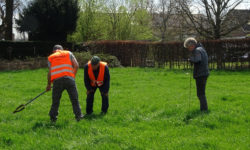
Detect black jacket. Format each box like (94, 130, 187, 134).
(84, 64, 110, 93)
(190, 44, 210, 79)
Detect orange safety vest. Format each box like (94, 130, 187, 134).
(48, 50, 75, 83)
(88, 61, 107, 87)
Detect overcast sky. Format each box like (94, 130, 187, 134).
(22, 0, 250, 9)
(236, 0, 250, 9)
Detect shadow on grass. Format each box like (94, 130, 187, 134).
(31, 114, 106, 130)
(221, 96, 236, 102)
(32, 121, 69, 131)
(183, 109, 210, 124)
(0, 136, 13, 146)
(84, 113, 106, 121)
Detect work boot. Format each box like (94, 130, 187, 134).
(100, 111, 107, 115)
(76, 115, 85, 122)
(50, 117, 57, 124)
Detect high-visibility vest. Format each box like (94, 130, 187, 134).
(88, 61, 107, 87)
(48, 50, 75, 83)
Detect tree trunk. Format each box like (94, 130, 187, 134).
(5, 0, 13, 40)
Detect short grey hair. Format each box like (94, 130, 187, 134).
(184, 37, 197, 48)
(53, 45, 63, 51)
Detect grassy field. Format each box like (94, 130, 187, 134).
(0, 68, 249, 150)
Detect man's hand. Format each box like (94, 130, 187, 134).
(46, 84, 51, 91)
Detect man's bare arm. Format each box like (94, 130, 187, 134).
(46, 69, 51, 91)
(72, 57, 79, 76)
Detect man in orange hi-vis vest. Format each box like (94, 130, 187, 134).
(84, 56, 110, 115)
(46, 45, 84, 123)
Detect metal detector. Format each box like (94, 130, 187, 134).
(13, 90, 48, 114)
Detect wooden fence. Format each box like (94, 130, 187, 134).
(87, 39, 250, 70)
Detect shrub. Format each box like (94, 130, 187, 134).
(73, 51, 92, 67)
(0, 41, 73, 60)
(73, 51, 121, 68)
(95, 53, 122, 68)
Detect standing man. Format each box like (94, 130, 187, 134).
(84, 56, 110, 115)
(184, 38, 209, 111)
(46, 45, 84, 122)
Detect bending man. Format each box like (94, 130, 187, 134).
(46, 45, 84, 122)
(84, 56, 110, 115)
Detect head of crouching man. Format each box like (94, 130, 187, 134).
(91, 56, 101, 71)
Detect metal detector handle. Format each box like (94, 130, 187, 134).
(25, 90, 47, 105)
(13, 88, 52, 114)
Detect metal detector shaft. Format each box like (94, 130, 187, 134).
(13, 90, 48, 114)
(189, 69, 192, 110)
(188, 64, 193, 112)
(25, 90, 47, 106)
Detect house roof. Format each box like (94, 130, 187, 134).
(228, 9, 250, 32)
(242, 22, 250, 32)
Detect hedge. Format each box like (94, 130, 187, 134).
(86, 39, 250, 69)
(0, 41, 73, 59)
(1, 39, 250, 70)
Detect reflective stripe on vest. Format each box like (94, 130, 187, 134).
(88, 61, 107, 87)
(48, 50, 75, 82)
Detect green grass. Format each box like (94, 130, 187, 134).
(0, 68, 249, 150)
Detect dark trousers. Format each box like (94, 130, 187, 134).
(86, 87, 109, 114)
(49, 77, 82, 120)
(195, 76, 208, 111)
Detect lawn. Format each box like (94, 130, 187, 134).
(0, 68, 249, 150)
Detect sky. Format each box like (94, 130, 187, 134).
(237, 0, 250, 9)
(21, 0, 250, 9)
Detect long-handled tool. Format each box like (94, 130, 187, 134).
(188, 64, 193, 112)
(188, 69, 192, 111)
(13, 90, 48, 114)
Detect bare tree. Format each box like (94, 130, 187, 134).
(5, 0, 14, 40)
(104, 0, 122, 40)
(0, 0, 6, 39)
(0, 0, 23, 40)
(154, 0, 175, 41)
(177, 0, 250, 39)
(104, 0, 139, 40)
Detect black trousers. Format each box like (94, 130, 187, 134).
(49, 77, 82, 120)
(86, 87, 109, 114)
(195, 76, 208, 111)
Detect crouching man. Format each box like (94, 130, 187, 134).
(84, 56, 110, 115)
(184, 38, 209, 111)
(46, 45, 84, 122)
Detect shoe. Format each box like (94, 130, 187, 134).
(86, 111, 93, 115)
(100, 111, 107, 115)
(76, 115, 85, 122)
(50, 118, 57, 124)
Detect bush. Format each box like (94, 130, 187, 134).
(95, 53, 122, 67)
(73, 51, 121, 68)
(0, 41, 73, 60)
(73, 51, 92, 67)
(0, 57, 48, 70)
